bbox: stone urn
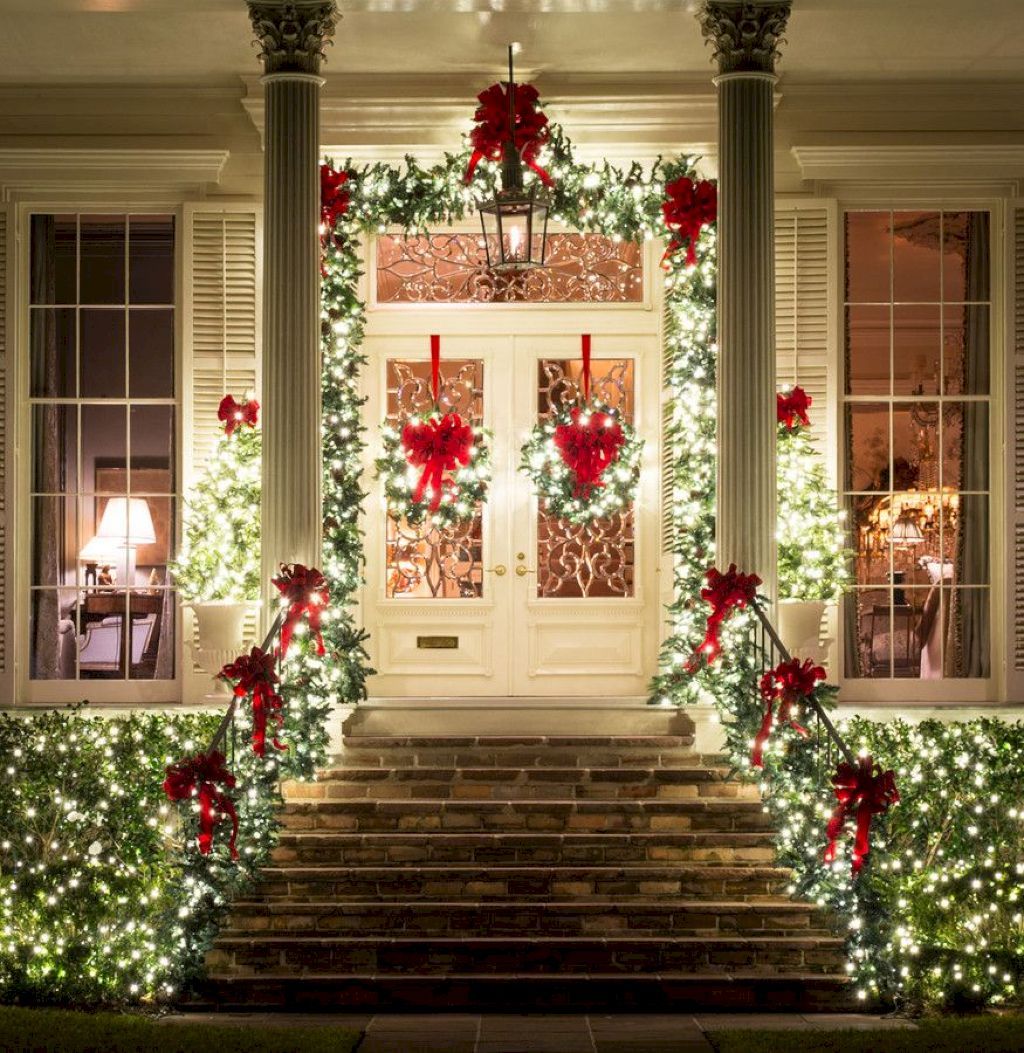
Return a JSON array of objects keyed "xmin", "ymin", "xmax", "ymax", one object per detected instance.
[
  {"xmin": 188, "ymin": 600, "xmax": 255, "ymax": 694},
  {"xmin": 777, "ymin": 599, "xmax": 826, "ymax": 663}
]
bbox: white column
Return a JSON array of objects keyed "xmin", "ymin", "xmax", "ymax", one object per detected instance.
[
  {"xmin": 698, "ymin": 1, "xmax": 791, "ymax": 601},
  {"xmin": 248, "ymin": 1, "xmax": 337, "ymax": 603}
]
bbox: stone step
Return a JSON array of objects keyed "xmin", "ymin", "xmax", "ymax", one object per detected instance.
[
  {"xmin": 271, "ymin": 830, "xmax": 778, "ymax": 866},
  {"xmin": 207, "ymin": 934, "xmax": 845, "ymax": 977},
  {"xmin": 277, "ymin": 798, "xmax": 773, "ymax": 835},
  {"xmin": 221, "ymin": 899, "xmax": 831, "ymax": 938},
  {"xmin": 252, "ymin": 864, "xmax": 793, "ymax": 902}
]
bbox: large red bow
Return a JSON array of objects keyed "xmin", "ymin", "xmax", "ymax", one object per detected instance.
[
  {"xmin": 272, "ymin": 563, "xmax": 330, "ymax": 659},
  {"xmin": 401, "ymin": 413, "xmax": 475, "ymax": 513},
  {"xmin": 553, "ymin": 406, "xmax": 625, "ymax": 499},
  {"xmin": 824, "ymin": 755, "xmax": 900, "ymax": 875},
  {"xmin": 163, "ymin": 750, "xmax": 239, "ymax": 860},
  {"xmin": 220, "ymin": 646, "xmax": 287, "ymax": 758},
  {"xmin": 218, "ymin": 395, "xmax": 259, "ymax": 436},
  {"xmin": 752, "ymin": 657, "xmax": 823, "ymax": 768},
  {"xmin": 320, "ymin": 163, "xmax": 350, "ymax": 248},
  {"xmin": 688, "ymin": 563, "xmax": 762, "ymax": 671},
  {"xmin": 662, "ymin": 176, "xmax": 717, "ymax": 266},
  {"xmin": 777, "ymin": 386, "xmax": 812, "ymax": 431},
  {"xmin": 464, "ymin": 81, "xmax": 552, "ymax": 187}
]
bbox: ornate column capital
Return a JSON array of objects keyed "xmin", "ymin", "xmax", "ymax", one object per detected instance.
[
  {"xmin": 247, "ymin": 1, "xmax": 338, "ymax": 76},
  {"xmin": 697, "ymin": 1, "xmax": 792, "ymax": 75}
]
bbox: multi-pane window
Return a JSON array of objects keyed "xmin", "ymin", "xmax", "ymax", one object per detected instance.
[
  {"xmin": 843, "ymin": 210, "xmax": 990, "ymax": 680},
  {"xmin": 28, "ymin": 214, "xmax": 177, "ymax": 683}
]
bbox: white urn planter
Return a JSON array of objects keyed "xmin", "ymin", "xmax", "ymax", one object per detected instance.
[
  {"xmin": 777, "ymin": 599, "xmax": 826, "ymax": 663},
  {"xmin": 188, "ymin": 600, "xmax": 255, "ymax": 694}
]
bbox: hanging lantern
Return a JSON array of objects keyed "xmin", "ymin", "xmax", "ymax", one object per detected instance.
[{"xmin": 476, "ymin": 46, "xmax": 550, "ymax": 273}]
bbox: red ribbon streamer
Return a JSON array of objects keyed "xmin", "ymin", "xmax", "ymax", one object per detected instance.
[
  {"xmin": 402, "ymin": 413, "xmax": 475, "ymax": 512},
  {"xmin": 824, "ymin": 755, "xmax": 900, "ymax": 875},
  {"xmin": 581, "ymin": 334, "xmax": 592, "ymax": 403},
  {"xmin": 272, "ymin": 563, "xmax": 330, "ymax": 659},
  {"xmin": 320, "ymin": 163, "xmax": 350, "ymax": 248},
  {"xmin": 687, "ymin": 563, "xmax": 762, "ymax": 671},
  {"xmin": 220, "ymin": 646, "xmax": 287, "ymax": 758},
  {"xmin": 217, "ymin": 395, "xmax": 259, "ymax": 436},
  {"xmin": 464, "ymin": 81, "xmax": 552, "ymax": 187},
  {"xmin": 661, "ymin": 176, "xmax": 717, "ymax": 266},
  {"xmin": 777, "ymin": 386, "xmax": 812, "ymax": 431},
  {"xmin": 752, "ymin": 657, "xmax": 823, "ymax": 768},
  {"xmin": 430, "ymin": 334, "xmax": 441, "ymax": 405},
  {"xmin": 163, "ymin": 750, "xmax": 239, "ymax": 860},
  {"xmin": 553, "ymin": 406, "xmax": 624, "ymax": 500}
]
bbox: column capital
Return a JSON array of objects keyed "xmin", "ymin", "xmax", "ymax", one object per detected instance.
[
  {"xmin": 247, "ymin": 1, "xmax": 338, "ymax": 76},
  {"xmin": 697, "ymin": 1, "xmax": 791, "ymax": 75}
]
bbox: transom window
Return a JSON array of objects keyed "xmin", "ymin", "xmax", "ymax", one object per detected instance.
[{"xmin": 843, "ymin": 209, "xmax": 990, "ymax": 680}]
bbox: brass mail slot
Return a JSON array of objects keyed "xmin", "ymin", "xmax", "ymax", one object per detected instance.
[{"xmin": 417, "ymin": 635, "xmax": 459, "ymax": 650}]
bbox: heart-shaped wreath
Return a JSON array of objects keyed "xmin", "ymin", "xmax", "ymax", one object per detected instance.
[{"xmin": 520, "ymin": 336, "xmax": 643, "ymax": 525}]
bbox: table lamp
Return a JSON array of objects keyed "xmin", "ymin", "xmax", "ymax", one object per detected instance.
[{"xmin": 94, "ymin": 497, "xmax": 156, "ymax": 587}]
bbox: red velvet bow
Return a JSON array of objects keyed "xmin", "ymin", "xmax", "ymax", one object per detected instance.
[
  {"xmin": 687, "ymin": 563, "xmax": 762, "ymax": 671},
  {"xmin": 401, "ymin": 413, "xmax": 475, "ymax": 513},
  {"xmin": 553, "ymin": 406, "xmax": 625, "ymax": 500},
  {"xmin": 220, "ymin": 646, "xmax": 287, "ymax": 758},
  {"xmin": 777, "ymin": 386, "xmax": 812, "ymax": 431},
  {"xmin": 218, "ymin": 395, "xmax": 259, "ymax": 436},
  {"xmin": 752, "ymin": 657, "xmax": 823, "ymax": 768},
  {"xmin": 272, "ymin": 563, "xmax": 330, "ymax": 659},
  {"xmin": 162, "ymin": 750, "xmax": 239, "ymax": 860},
  {"xmin": 464, "ymin": 81, "xmax": 552, "ymax": 187},
  {"xmin": 320, "ymin": 163, "xmax": 350, "ymax": 248},
  {"xmin": 824, "ymin": 755, "xmax": 900, "ymax": 875},
  {"xmin": 662, "ymin": 176, "xmax": 717, "ymax": 266}
]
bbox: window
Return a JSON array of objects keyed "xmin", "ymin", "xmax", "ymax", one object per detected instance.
[
  {"xmin": 28, "ymin": 214, "xmax": 177, "ymax": 683},
  {"xmin": 843, "ymin": 210, "xmax": 990, "ymax": 680}
]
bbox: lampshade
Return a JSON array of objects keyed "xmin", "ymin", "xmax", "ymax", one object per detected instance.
[
  {"xmin": 79, "ymin": 535, "xmax": 121, "ymax": 562},
  {"xmin": 890, "ymin": 511, "xmax": 924, "ymax": 545},
  {"xmin": 96, "ymin": 497, "xmax": 156, "ymax": 547}
]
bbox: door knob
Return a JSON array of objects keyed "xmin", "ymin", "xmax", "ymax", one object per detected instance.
[
  {"xmin": 515, "ymin": 564, "xmax": 535, "ymax": 577},
  {"xmin": 516, "ymin": 551, "xmax": 526, "ymax": 561},
  {"xmin": 486, "ymin": 564, "xmax": 507, "ymax": 577}
]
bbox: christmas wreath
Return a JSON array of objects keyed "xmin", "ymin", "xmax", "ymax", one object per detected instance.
[
  {"xmin": 519, "ymin": 335, "xmax": 643, "ymax": 525},
  {"xmin": 375, "ymin": 336, "xmax": 492, "ymax": 528}
]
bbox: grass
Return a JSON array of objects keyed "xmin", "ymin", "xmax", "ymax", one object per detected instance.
[
  {"xmin": 710, "ymin": 1015, "xmax": 1024, "ymax": 1053},
  {"xmin": 0, "ymin": 1006, "xmax": 361, "ymax": 1053}
]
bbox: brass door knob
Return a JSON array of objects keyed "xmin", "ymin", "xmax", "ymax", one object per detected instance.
[
  {"xmin": 515, "ymin": 564, "xmax": 535, "ymax": 577},
  {"xmin": 516, "ymin": 551, "xmax": 527, "ymax": 561},
  {"xmin": 486, "ymin": 564, "xmax": 507, "ymax": 577}
]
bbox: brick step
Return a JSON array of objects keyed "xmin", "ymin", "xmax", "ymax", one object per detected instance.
[
  {"xmin": 221, "ymin": 899, "xmax": 831, "ymax": 938},
  {"xmin": 194, "ymin": 971, "xmax": 852, "ymax": 1012},
  {"xmin": 207, "ymin": 934, "xmax": 845, "ymax": 977},
  {"xmin": 277, "ymin": 798, "xmax": 773, "ymax": 835},
  {"xmin": 289, "ymin": 766, "xmax": 758, "ymax": 802},
  {"xmin": 272, "ymin": 830, "xmax": 777, "ymax": 866},
  {"xmin": 253, "ymin": 863, "xmax": 793, "ymax": 902}
]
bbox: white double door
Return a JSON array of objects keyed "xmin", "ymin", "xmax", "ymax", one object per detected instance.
[{"xmin": 361, "ymin": 308, "xmax": 663, "ymax": 698}]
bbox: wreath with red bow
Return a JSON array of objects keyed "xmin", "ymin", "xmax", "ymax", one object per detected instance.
[
  {"xmin": 519, "ymin": 336, "xmax": 643, "ymax": 525},
  {"xmin": 375, "ymin": 336, "xmax": 492, "ymax": 528}
]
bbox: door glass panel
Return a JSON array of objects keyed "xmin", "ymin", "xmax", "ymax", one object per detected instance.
[
  {"xmin": 535, "ymin": 358, "xmax": 636, "ymax": 598},
  {"xmin": 384, "ymin": 358, "xmax": 484, "ymax": 599}
]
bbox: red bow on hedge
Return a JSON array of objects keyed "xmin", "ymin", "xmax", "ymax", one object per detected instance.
[
  {"xmin": 320, "ymin": 163, "xmax": 350, "ymax": 248},
  {"xmin": 777, "ymin": 386, "xmax": 812, "ymax": 431},
  {"xmin": 401, "ymin": 414, "xmax": 475, "ymax": 513},
  {"xmin": 752, "ymin": 657, "xmax": 823, "ymax": 768},
  {"xmin": 687, "ymin": 563, "xmax": 761, "ymax": 671},
  {"xmin": 554, "ymin": 407, "xmax": 624, "ymax": 499},
  {"xmin": 662, "ymin": 176, "xmax": 717, "ymax": 266},
  {"xmin": 162, "ymin": 750, "xmax": 239, "ymax": 860},
  {"xmin": 273, "ymin": 563, "xmax": 330, "ymax": 659},
  {"xmin": 824, "ymin": 755, "xmax": 900, "ymax": 875},
  {"xmin": 220, "ymin": 646, "xmax": 287, "ymax": 758},
  {"xmin": 218, "ymin": 395, "xmax": 259, "ymax": 436},
  {"xmin": 464, "ymin": 81, "xmax": 552, "ymax": 187}
]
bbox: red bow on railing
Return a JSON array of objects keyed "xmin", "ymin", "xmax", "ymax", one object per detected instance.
[
  {"xmin": 554, "ymin": 407, "xmax": 624, "ymax": 499},
  {"xmin": 777, "ymin": 386, "xmax": 812, "ymax": 431},
  {"xmin": 320, "ymin": 163, "xmax": 350, "ymax": 248},
  {"xmin": 218, "ymin": 395, "xmax": 259, "ymax": 436},
  {"xmin": 464, "ymin": 81, "xmax": 552, "ymax": 187},
  {"xmin": 824, "ymin": 755, "xmax": 900, "ymax": 875},
  {"xmin": 402, "ymin": 414, "xmax": 475, "ymax": 512},
  {"xmin": 273, "ymin": 563, "xmax": 330, "ymax": 659},
  {"xmin": 220, "ymin": 646, "xmax": 287, "ymax": 758},
  {"xmin": 687, "ymin": 563, "xmax": 762, "ymax": 671},
  {"xmin": 661, "ymin": 176, "xmax": 717, "ymax": 266},
  {"xmin": 162, "ymin": 750, "xmax": 239, "ymax": 860},
  {"xmin": 752, "ymin": 657, "xmax": 823, "ymax": 768}
]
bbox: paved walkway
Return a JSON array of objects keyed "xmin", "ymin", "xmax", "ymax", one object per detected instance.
[{"xmin": 164, "ymin": 1011, "xmax": 915, "ymax": 1052}]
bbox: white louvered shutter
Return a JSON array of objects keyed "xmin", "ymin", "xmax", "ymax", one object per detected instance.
[
  {"xmin": 0, "ymin": 205, "xmax": 10, "ymax": 704},
  {"xmin": 1007, "ymin": 205, "xmax": 1024, "ymax": 702}
]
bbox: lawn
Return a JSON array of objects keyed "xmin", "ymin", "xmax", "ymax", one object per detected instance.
[
  {"xmin": 710, "ymin": 1015, "xmax": 1024, "ymax": 1053},
  {"xmin": 0, "ymin": 1006, "xmax": 361, "ymax": 1053}
]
